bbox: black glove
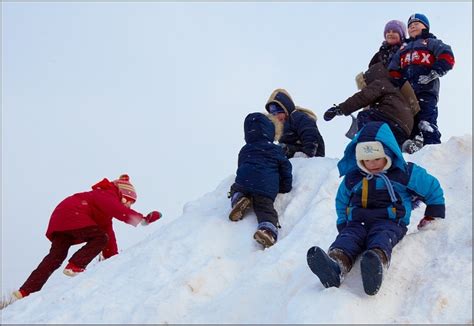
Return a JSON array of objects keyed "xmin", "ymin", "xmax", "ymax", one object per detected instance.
[
  {"xmin": 324, "ymin": 106, "xmax": 343, "ymax": 121},
  {"xmin": 279, "ymin": 143, "xmax": 297, "ymax": 158}
]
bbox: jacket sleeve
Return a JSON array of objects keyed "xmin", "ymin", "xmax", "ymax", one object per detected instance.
[
  {"xmin": 278, "ymin": 154, "xmax": 293, "ymax": 193},
  {"xmin": 335, "ymin": 178, "xmax": 351, "ymax": 229},
  {"xmin": 102, "ymin": 224, "xmax": 118, "ymax": 259},
  {"xmin": 292, "ymin": 112, "xmax": 322, "ymax": 157},
  {"xmin": 388, "ymin": 48, "xmax": 405, "ymax": 84},
  {"xmin": 338, "ymin": 80, "xmax": 385, "ymax": 115},
  {"xmin": 429, "ymin": 38, "xmax": 455, "ymax": 76},
  {"xmin": 407, "ymin": 164, "xmax": 446, "ymax": 218},
  {"xmin": 94, "ymin": 191, "xmax": 143, "ymax": 226}
]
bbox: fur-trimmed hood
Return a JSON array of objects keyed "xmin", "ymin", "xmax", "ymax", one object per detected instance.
[{"xmin": 265, "ymin": 88, "xmax": 296, "ymax": 115}]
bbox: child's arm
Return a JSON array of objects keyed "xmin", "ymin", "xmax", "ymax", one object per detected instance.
[
  {"xmin": 407, "ymin": 163, "xmax": 446, "ymax": 219},
  {"xmin": 335, "ymin": 179, "xmax": 351, "ymax": 232},
  {"xmin": 278, "ymin": 156, "xmax": 293, "ymax": 193},
  {"xmin": 94, "ymin": 191, "xmax": 144, "ymax": 226}
]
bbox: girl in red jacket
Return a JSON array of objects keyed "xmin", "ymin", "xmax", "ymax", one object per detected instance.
[{"xmin": 12, "ymin": 174, "xmax": 161, "ymax": 300}]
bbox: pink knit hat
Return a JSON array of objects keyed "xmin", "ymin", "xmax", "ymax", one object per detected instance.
[{"xmin": 113, "ymin": 174, "xmax": 137, "ymax": 202}]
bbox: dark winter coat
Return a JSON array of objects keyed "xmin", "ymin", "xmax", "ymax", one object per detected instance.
[
  {"xmin": 368, "ymin": 41, "xmax": 402, "ymax": 68},
  {"xmin": 335, "ymin": 122, "xmax": 445, "ymax": 229},
  {"xmin": 265, "ymin": 89, "xmax": 325, "ymax": 157},
  {"xmin": 388, "ymin": 30, "xmax": 455, "ymax": 99},
  {"xmin": 234, "ymin": 113, "xmax": 292, "ymax": 201},
  {"xmin": 46, "ymin": 178, "xmax": 143, "ymax": 258},
  {"xmin": 338, "ymin": 63, "xmax": 416, "ymax": 138}
]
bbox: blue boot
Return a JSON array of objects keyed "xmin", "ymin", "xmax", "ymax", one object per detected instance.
[{"xmin": 307, "ymin": 246, "xmax": 343, "ymax": 288}]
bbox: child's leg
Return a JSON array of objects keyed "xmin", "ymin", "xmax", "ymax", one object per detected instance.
[
  {"xmin": 365, "ymin": 219, "xmax": 408, "ymax": 264},
  {"xmin": 19, "ymin": 233, "xmax": 73, "ymax": 295},
  {"xmin": 253, "ymin": 195, "xmax": 278, "ymax": 247},
  {"xmin": 414, "ymin": 93, "xmax": 441, "ymax": 145},
  {"xmin": 329, "ymin": 221, "xmax": 368, "ymax": 264},
  {"xmin": 68, "ymin": 226, "xmax": 109, "ymax": 268}
]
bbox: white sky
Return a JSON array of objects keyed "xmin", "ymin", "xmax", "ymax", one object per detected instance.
[{"xmin": 1, "ymin": 2, "xmax": 472, "ymax": 294}]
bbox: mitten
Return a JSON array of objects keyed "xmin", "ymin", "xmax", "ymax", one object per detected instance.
[
  {"xmin": 323, "ymin": 106, "xmax": 343, "ymax": 121},
  {"xmin": 418, "ymin": 70, "xmax": 440, "ymax": 84},
  {"xmin": 417, "ymin": 216, "xmax": 435, "ymax": 230},
  {"xmin": 141, "ymin": 211, "xmax": 162, "ymax": 225}
]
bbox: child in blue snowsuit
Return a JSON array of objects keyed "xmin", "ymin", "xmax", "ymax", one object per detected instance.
[
  {"xmin": 307, "ymin": 121, "xmax": 445, "ymax": 295},
  {"xmin": 229, "ymin": 112, "xmax": 292, "ymax": 248},
  {"xmin": 388, "ymin": 13, "xmax": 455, "ymax": 146}
]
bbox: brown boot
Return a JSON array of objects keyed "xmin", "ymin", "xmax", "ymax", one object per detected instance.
[
  {"xmin": 228, "ymin": 196, "xmax": 251, "ymax": 221},
  {"xmin": 372, "ymin": 248, "xmax": 389, "ymax": 268},
  {"xmin": 328, "ymin": 248, "xmax": 353, "ymax": 275}
]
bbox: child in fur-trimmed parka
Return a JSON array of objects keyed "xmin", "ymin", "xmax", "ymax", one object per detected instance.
[
  {"xmin": 228, "ymin": 112, "xmax": 292, "ymax": 248},
  {"xmin": 388, "ymin": 13, "xmax": 455, "ymax": 146},
  {"xmin": 306, "ymin": 121, "xmax": 445, "ymax": 295},
  {"xmin": 264, "ymin": 88, "xmax": 325, "ymax": 158}
]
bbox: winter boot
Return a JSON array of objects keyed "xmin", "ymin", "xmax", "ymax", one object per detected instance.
[
  {"xmin": 253, "ymin": 222, "xmax": 278, "ymax": 248},
  {"xmin": 307, "ymin": 246, "xmax": 348, "ymax": 288},
  {"xmin": 12, "ymin": 289, "xmax": 29, "ymax": 301},
  {"xmin": 360, "ymin": 248, "xmax": 388, "ymax": 295},
  {"xmin": 229, "ymin": 192, "xmax": 251, "ymax": 222},
  {"xmin": 402, "ymin": 133, "xmax": 424, "ymax": 154},
  {"xmin": 63, "ymin": 262, "xmax": 85, "ymax": 277}
]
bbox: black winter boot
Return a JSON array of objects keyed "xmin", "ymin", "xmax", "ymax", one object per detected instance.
[
  {"xmin": 307, "ymin": 246, "xmax": 343, "ymax": 288},
  {"xmin": 360, "ymin": 248, "xmax": 388, "ymax": 295}
]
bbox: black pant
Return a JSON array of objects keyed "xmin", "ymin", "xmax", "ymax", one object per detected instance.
[
  {"xmin": 230, "ymin": 184, "xmax": 279, "ymax": 227},
  {"xmin": 20, "ymin": 226, "xmax": 108, "ymax": 294}
]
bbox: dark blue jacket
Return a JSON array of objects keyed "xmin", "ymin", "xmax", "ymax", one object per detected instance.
[
  {"xmin": 265, "ymin": 89, "xmax": 325, "ymax": 157},
  {"xmin": 388, "ymin": 30, "xmax": 455, "ymax": 99},
  {"xmin": 335, "ymin": 122, "xmax": 445, "ymax": 229},
  {"xmin": 235, "ymin": 113, "xmax": 292, "ymax": 200}
]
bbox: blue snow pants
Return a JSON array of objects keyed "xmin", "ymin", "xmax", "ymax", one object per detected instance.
[
  {"xmin": 411, "ymin": 92, "xmax": 441, "ymax": 145},
  {"xmin": 330, "ymin": 219, "xmax": 408, "ymax": 264}
]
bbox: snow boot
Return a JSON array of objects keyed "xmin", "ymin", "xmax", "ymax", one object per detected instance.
[
  {"xmin": 402, "ymin": 133, "xmax": 424, "ymax": 154},
  {"xmin": 360, "ymin": 248, "xmax": 388, "ymax": 295},
  {"xmin": 306, "ymin": 246, "xmax": 350, "ymax": 288},
  {"xmin": 229, "ymin": 194, "xmax": 251, "ymax": 221},
  {"xmin": 253, "ymin": 222, "xmax": 278, "ymax": 248},
  {"xmin": 12, "ymin": 289, "xmax": 28, "ymax": 301},
  {"xmin": 63, "ymin": 262, "xmax": 85, "ymax": 277}
]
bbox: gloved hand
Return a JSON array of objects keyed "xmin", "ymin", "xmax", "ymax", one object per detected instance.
[
  {"xmin": 417, "ymin": 216, "xmax": 435, "ymax": 230},
  {"xmin": 418, "ymin": 70, "xmax": 440, "ymax": 84},
  {"xmin": 279, "ymin": 143, "xmax": 297, "ymax": 158},
  {"xmin": 323, "ymin": 106, "xmax": 343, "ymax": 121},
  {"xmin": 141, "ymin": 211, "xmax": 162, "ymax": 225}
]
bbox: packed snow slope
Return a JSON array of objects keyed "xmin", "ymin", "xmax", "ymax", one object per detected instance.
[{"xmin": 2, "ymin": 135, "xmax": 472, "ymax": 324}]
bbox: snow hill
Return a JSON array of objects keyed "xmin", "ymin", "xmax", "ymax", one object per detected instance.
[{"xmin": 2, "ymin": 135, "xmax": 472, "ymax": 324}]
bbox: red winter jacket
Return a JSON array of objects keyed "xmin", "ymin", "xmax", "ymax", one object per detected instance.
[{"xmin": 45, "ymin": 178, "xmax": 143, "ymax": 258}]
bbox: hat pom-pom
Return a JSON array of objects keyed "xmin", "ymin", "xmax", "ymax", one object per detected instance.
[{"xmin": 119, "ymin": 174, "xmax": 130, "ymax": 181}]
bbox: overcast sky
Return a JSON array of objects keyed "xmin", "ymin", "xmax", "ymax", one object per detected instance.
[{"xmin": 2, "ymin": 2, "xmax": 471, "ymax": 294}]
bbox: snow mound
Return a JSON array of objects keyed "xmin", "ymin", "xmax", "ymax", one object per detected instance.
[{"xmin": 2, "ymin": 135, "xmax": 472, "ymax": 324}]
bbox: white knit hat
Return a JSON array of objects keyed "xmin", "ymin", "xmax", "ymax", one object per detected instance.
[{"xmin": 355, "ymin": 141, "xmax": 392, "ymax": 173}]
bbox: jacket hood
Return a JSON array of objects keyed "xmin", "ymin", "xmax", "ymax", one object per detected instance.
[
  {"xmin": 265, "ymin": 88, "xmax": 296, "ymax": 115},
  {"xmin": 92, "ymin": 178, "xmax": 121, "ymax": 195},
  {"xmin": 363, "ymin": 62, "xmax": 390, "ymax": 85},
  {"xmin": 244, "ymin": 112, "xmax": 275, "ymax": 144},
  {"xmin": 337, "ymin": 122, "xmax": 407, "ymax": 176}
]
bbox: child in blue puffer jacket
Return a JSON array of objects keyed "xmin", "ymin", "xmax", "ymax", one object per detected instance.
[
  {"xmin": 307, "ymin": 121, "xmax": 445, "ymax": 295},
  {"xmin": 228, "ymin": 112, "xmax": 292, "ymax": 248},
  {"xmin": 389, "ymin": 13, "xmax": 455, "ymax": 146}
]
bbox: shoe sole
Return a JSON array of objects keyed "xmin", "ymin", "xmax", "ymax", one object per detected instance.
[
  {"xmin": 229, "ymin": 197, "xmax": 251, "ymax": 221},
  {"xmin": 307, "ymin": 246, "xmax": 341, "ymax": 288},
  {"xmin": 253, "ymin": 230, "xmax": 275, "ymax": 248},
  {"xmin": 360, "ymin": 251, "xmax": 383, "ymax": 295},
  {"xmin": 63, "ymin": 269, "xmax": 82, "ymax": 277}
]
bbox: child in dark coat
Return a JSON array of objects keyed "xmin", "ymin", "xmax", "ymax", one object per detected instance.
[
  {"xmin": 265, "ymin": 88, "xmax": 325, "ymax": 158},
  {"xmin": 323, "ymin": 62, "xmax": 420, "ymax": 152},
  {"xmin": 368, "ymin": 20, "xmax": 407, "ymax": 68},
  {"xmin": 307, "ymin": 122, "xmax": 445, "ymax": 295},
  {"xmin": 229, "ymin": 112, "xmax": 292, "ymax": 248},
  {"xmin": 388, "ymin": 13, "xmax": 455, "ymax": 145},
  {"xmin": 12, "ymin": 175, "xmax": 162, "ymax": 300}
]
